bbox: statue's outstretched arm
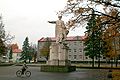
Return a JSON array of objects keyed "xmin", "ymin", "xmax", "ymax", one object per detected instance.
[{"xmin": 48, "ymin": 21, "xmax": 56, "ymax": 24}]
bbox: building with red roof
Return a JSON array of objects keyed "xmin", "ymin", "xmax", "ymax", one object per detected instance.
[
  {"xmin": 37, "ymin": 36, "xmax": 89, "ymax": 62},
  {"xmin": 12, "ymin": 48, "xmax": 22, "ymax": 62},
  {"xmin": 10, "ymin": 43, "xmax": 22, "ymax": 62}
]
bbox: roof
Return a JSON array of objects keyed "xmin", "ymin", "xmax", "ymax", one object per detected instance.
[
  {"xmin": 12, "ymin": 49, "xmax": 22, "ymax": 53},
  {"xmin": 38, "ymin": 36, "xmax": 87, "ymax": 42}
]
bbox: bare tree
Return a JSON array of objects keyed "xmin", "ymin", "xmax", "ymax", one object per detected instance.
[
  {"xmin": 0, "ymin": 15, "xmax": 14, "ymax": 57},
  {"xmin": 59, "ymin": 0, "xmax": 120, "ymax": 29}
]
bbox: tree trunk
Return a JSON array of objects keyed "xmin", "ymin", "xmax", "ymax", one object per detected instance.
[
  {"xmin": 34, "ymin": 57, "xmax": 36, "ymax": 63},
  {"xmin": 92, "ymin": 57, "xmax": 94, "ymax": 67},
  {"xmin": 111, "ymin": 58, "xmax": 113, "ymax": 68},
  {"xmin": 29, "ymin": 59, "xmax": 30, "ymax": 63},
  {"xmin": 98, "ymin": 57, "xmax": 100, "ymax": 68},
  {"xmin": 115, "ymin": 57, "xmax": 118, "ymax": 67},
  {"xmin": 34, "ymin": 53, "xmax": 37, "ymax": 63}
]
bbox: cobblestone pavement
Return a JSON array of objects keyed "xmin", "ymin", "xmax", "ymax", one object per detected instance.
[{"xmin": 0, "ymin": 66, "xmax": 110, "ymax": 80}]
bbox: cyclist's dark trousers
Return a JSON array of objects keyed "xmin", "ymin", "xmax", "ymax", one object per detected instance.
[{"xmin": 22, "ymin": 68, "xmax": 26, "ymax": 74}]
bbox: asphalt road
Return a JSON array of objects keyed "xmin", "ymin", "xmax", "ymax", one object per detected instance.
[{"xmin": 0, "ymin": 65, "xmax": 109, "ymax": 80}]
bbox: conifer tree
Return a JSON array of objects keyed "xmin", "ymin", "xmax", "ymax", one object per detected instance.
[
  {"xmin": 84, "ymin": 11, "xmax": 107, "ymax": 67},
  {"xmin": 21, "ymin": 37, "xmax": 31, "ymax": 62},
  {"xmin": 84, "ymin": 11, "xmax": 97, "ymax": 67}
]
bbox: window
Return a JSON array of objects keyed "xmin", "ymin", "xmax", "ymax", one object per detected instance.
[
  {"xmin": 68, "ymin": 42, "xmax": 70, "ymax": 46},
  {"xmin": 79, "ymin": 48, "xmax": 82, "ymax": 52},
  {"xmin": 74, "ymin": 55, "xmax": 77, "ymax": 59},
  {"xmin": 74, "ymin": 49, "xmax": 76, "ymax": 52},
  {"xmin": 86, "ymin": 56, "xmax": 88, "ymax": 59},
  {"xmin": 74, "ymin": 42, "xmax": 77, "ymax": 45},
  {"xmin": 79, "ymin": 55, "xmax": 82, "ymax": 59},
  {"xmin": 69, "ymin": 55, "xmax": 71, "ymax": 59},
  {"xmin": 69, "ymin": 49, "xmax": 71, "ymax": 52},
  {"xmin": 79, "ymin": 41, "xmax": 82, "ymax": 43}
]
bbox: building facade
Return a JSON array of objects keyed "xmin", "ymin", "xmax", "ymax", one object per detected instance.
[
  {"xmin": 10, "ymin": 43, "xmax": 22, "ymax": 62},
  {"xmin": 37, "ymin": 36, "xmax": 94, "ymax": 62},
  {"xmin": 12, "ymin": 49, "xmax": 22, "ymax": 62}
]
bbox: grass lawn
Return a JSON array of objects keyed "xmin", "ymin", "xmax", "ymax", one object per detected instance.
[{"xmin": 112, "ymin": 69, "xmax": 120, "ymax": 80}]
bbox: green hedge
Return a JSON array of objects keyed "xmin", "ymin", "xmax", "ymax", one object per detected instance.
[
  {"xmin": 0, "ymin": 63, "xmax": 14, "ymax": 66},
  {"xmin": 71, "ymin": 61, "xmax": 106, "ymax": 63}
]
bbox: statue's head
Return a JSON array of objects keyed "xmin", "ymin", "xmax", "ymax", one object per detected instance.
[{"xmin": 58, "ymin": 15, "xmax": 62, "ymax": 20}]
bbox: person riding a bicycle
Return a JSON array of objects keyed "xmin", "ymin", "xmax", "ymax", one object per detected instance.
[
  {"xmin": 21, "ymin": 60, "xmax": 28, "ymax": 74},
  {"xmin": 16, "ymin": 60, "xmax": 31, "ymax": 77}
]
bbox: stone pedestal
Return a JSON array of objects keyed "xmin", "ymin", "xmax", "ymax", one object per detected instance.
[
  {"xmin": 41, "ymin": 43, "xmax": 76, "ymax": 72},
  {"xmin": 58, "ymin": 44, "xmax": 70, "ymax": 66},
  {"xmin": 47, "ymin": 43, "xmax": 70, "ymax": 66},
  {"xmin": 47, "ymin": 43, "xmax": 59, "ymax": 65}
]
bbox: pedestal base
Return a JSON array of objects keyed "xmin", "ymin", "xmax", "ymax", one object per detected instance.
[
  {"xmin": 44, "ymin": 42, "xmax": 74, "ymax": 72},
  {"xmin": 47, "ymin": 60, "xmax": 71, "ymax": 66},
  {"xmin": 41, "ymin": 65, "xmax": 76, "ymax": 72},
  {"xmin": 47, "ymin": 59, "xmax": 59, "ymax": 66}
]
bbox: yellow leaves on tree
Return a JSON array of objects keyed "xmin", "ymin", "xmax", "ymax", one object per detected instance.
[
  {"xmin": 107, "ymin": 49, "xmax": 117, "ymax": 59},
  {"xmin": 40, "ymin": 47, "xmax": 50, "ymax": 57},
  {"xmin": 109, "ymin": 9, "xmax": 118, "ymax": 17},
  {"xmin": 103, "ymin": 23, "xmax": 120, "ymax": 59},
  {"xmin": 74, "ymin": 8, "xmax": 84, "ymax": 14},
  {"xmin": 104, "ymin": 37, "xmax": 117, "ymax": 59},
  {"xmin": 74, "ymin": 7, "xmax": 91, "ymax": 15},
  {"xmin": 99, "ymin": 8, "xmax": 120, "ymax": 59},
  {"xmin": 66, "ymin": 20, "xmax": 76, "ymax": 30}
]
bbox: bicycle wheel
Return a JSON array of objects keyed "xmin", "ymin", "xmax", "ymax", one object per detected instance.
[
  {"xmin": 16, "ymin": 70, "xmax": 22, "ymax": 77},
  {"xmin": 25, "ymin": 71, "xmax": 31, "ymax": 77}
]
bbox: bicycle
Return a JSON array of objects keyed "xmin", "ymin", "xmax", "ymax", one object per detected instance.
[{"xmin": 16, "ymin": 69, "xmax": 31, "ymax": 77}]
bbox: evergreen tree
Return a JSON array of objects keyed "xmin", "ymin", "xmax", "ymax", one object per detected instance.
[
  {"xmin": 84, "ymin": 12, "xmax": 96, "ymax": 67},
  {"xmin": 84, "ymin": 11, "xmax": 107, "ymax": 67},
  {"xmin": 21, "ymin": 37, "xmax": 31, "ymax": 62},
  {"xmin": 84, "ymin": 11, "xmax": 98, "ymax": 67}
]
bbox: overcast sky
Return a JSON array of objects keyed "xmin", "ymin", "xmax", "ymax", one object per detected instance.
[{"xmin": 0, "ymin": 0, "xmax": 86, "ymax": 49}]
